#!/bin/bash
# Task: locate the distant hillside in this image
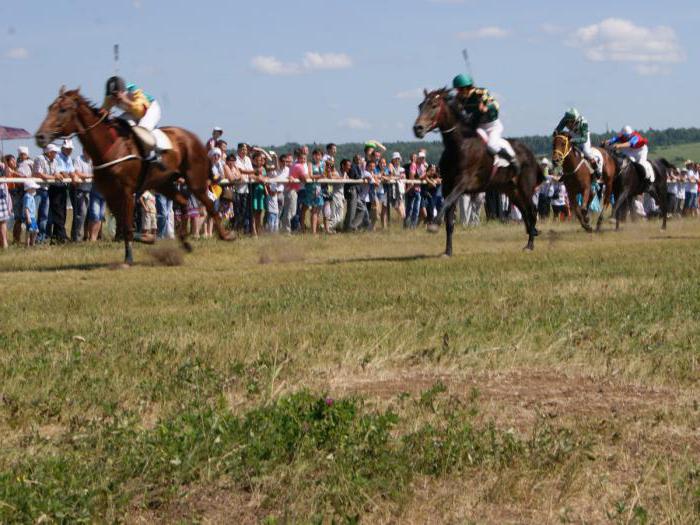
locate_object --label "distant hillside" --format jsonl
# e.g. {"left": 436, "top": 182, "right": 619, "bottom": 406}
{"left": 267, "top": 127, "right": 700, "bottom": 165}
{"left": 649, "top": 142, "right": 700, "bottom": 164}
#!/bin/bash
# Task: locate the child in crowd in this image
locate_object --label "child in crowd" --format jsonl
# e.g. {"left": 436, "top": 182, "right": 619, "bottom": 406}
{"left": 266, "top": 182, "right": 281, "bottom": 233}
{"left": 139, "top": 190, "right": 157, "bottom": 238}
{"left": 250, "top": 150, "right": 268, "bottom": 237}
{"left": 307, "top": 149, "right": 324, "bottom": 234}
{"left": 0, "top": 166, "right": 11, "bottom": 249}
{"left": 22, "top": 180, "right": 39, "bottom": 246}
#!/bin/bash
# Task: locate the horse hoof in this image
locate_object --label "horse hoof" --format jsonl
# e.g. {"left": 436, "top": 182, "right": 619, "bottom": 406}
{"left": 442, "top": 252, "right": 452, "bottom": 258}
{"left": 141, "top": 234, "right": 156, "bottom": 245}
{"left": 523, "top": 244, "right": 534, "bottom": 251}
{"left": 427, "top": 224, "right": 440, "bottom": 234}
{"left": 182, "top": 242, "right": 193, "bottom": 253}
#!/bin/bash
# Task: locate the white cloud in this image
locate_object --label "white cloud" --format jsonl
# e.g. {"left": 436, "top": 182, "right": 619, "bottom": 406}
{"left": 132, "top": 0, "right": 142, "bottom": 8}
{"left": 567, "top": 18, "right": 684, "bottom": 74}
{"left": 5, "top": 47, "right": 28, "bottom": 60}
{"left": 457, "top": 26, "right": 509, "bottom": 39}
{"left": 251, "top": 52, "right": 352, "bottom": 76}
{"left": 338, "top": 118, "right": 371, "bottom": 130}
{"left": 302, "top": 52, "right": 352, "bottom": 70}
{"left": 395, "top": 88, "right": 424, "bottom": 100}
{"left": 251, "top": 56, "right": 301, "bottom": 76}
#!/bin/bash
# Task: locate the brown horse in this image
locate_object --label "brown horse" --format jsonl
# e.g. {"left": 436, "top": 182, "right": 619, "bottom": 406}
{"left": 551, "top": 133, "right": 617, "bottom": 232}
{"left": 414, "top": 88, "right": 543, "bottom": 253}
{"left": 35, "top": 87, "right": 231, "bottom": 265}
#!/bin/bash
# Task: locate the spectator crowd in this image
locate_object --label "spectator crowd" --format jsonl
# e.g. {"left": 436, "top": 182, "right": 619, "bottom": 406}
{"left": 1, "top": 128, "right": 699, "bottom": 249}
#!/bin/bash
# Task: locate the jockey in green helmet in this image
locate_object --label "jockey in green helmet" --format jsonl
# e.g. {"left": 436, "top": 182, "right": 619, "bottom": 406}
{"left": 554, "top": 108, "right": 602, "bottom": 179}
{"left": 450, "top": 73, "right": 519, "bottom": 173}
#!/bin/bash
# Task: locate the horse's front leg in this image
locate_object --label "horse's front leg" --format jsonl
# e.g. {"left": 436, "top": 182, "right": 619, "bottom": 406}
{"left": 444, "top": 203, "right": 456, "bottom": 257}
{"left": 122, "top": 192, "right": 136, "bottom": 265}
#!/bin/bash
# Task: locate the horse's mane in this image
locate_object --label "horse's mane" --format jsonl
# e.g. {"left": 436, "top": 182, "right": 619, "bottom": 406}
{"left": 656, "top": 158, "right": 676, "bottom": 170}
{"left": 66, "top": 89, "right": 132, "bottom": 136}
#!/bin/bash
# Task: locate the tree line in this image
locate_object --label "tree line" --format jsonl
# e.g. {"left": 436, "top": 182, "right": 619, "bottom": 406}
{"left": 268, "top": 127, "right": 700, "bottom": 165}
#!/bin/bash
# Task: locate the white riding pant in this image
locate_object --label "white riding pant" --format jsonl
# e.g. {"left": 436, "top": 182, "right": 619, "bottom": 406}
{"left": 479, "top": 119, "right": 515, "bottom": 157}
{"left": 578, "top": 135, "right": 601, "bottom": 172}
{"left": 622, "top": 145, "right": 654, "bottom": 182}
{"left": 120, "top": 99, "right": 161, "bottom": 132}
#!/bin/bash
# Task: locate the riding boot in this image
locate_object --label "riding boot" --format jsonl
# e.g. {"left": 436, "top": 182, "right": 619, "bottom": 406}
{"left": 146, "top": 149, "right": 166, "bottom": 171}
{"left": 499, "top": 148, "right": 520, "bottom": 175}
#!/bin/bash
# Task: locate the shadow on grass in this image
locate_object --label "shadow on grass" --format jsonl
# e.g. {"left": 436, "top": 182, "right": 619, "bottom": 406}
{"left": 326, "top": 253, "right": 441, "bottom": 265}
{"left": 0, "top": 262, "right": 128, "bottom": 273}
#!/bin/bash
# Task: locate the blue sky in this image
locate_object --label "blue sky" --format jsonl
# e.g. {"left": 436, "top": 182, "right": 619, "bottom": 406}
{"left": 1, "top": 0, "right": 698, "bottom": 151}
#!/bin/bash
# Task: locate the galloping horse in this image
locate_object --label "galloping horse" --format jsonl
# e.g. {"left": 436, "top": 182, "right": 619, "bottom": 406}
{"left": 607, "top": 155, "right": 672, "bottom": 231}
{"left": 551, "top": 133, "right": 617, "bottom": 232}
{"left": 35, "top": 87, "right": 231, "bottom": 265}
{"left": 413, "top": 88, "right": 543, "bottom": 254}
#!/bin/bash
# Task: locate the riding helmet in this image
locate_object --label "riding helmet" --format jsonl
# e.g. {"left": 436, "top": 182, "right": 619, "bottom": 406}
{"left": 453, "top": 74, "right": 474, "bottom": 89}
{"left": 105, "top": 76, "right": 126, "bottom": 96}
{"left": 564, "top": 108, "right": 580, "bottom": 121}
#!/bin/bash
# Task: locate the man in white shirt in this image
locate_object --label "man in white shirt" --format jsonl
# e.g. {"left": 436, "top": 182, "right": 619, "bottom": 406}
{"left": 234, "top": 143, "right": 254, "bottom": 233}
{"left": 32, "top": 144, "right": 60, "bottom": 242}
{"left": 72, "top": 152, "right": 93, "bottom": 241}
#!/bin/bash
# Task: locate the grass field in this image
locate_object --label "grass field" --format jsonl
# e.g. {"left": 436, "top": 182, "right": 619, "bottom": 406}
{"left": 651, "top": 142, "right": 700, "bottom": 164}
{"left": 1, "top": 217, "right": 699, "bottom": 524}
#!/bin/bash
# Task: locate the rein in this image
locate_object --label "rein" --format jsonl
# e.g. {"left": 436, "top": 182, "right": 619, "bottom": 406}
{"left": 59, "top": 110, "right": 108, "bottom": 140}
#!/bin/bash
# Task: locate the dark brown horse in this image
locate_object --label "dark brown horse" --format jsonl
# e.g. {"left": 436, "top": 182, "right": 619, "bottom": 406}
{"left": 607, "top": 155, "right": 671, "bottom": 231}
{"left": 551, "top": 133, "right": 617, "bottom": 232}
{"left": 413, "top": 88, "right": 543, "bottom": 253}
{"left": 35, "top": 87, "right": 231, "bottom": 265}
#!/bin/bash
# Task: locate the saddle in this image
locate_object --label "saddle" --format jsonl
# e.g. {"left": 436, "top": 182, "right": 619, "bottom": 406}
{"left": 131, "top": 126, "right": 173, "bottom": 157}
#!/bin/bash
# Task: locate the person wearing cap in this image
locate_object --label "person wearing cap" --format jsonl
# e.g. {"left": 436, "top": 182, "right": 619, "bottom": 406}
{"left": 22, "top": 180, "right": 39, "bottom": 246}
{"left": 32, "top": 144, "right": 60, "bottom": 242}
{"left": 450, "top": 73, "right": 519, "bottom": 173}
{"left": 45, "top": 139, "right": 74, "bottom": 243}
{"left": 389, "top": 152, "right": 406, "bottom": 221}
{"left": 207, "top": 127, "right": 224, "bottom": 151}
{"left": 72, "top": 150, "right": 93, "bottom": 241}
{"left": 553, "top": 108, "right": 602, "bottom": 179}
{"left": 605, "top": 126, "right": 653, "bottom": 182}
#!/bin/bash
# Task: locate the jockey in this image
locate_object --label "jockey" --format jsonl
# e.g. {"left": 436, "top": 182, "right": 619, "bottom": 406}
{"left": 554, "top": 108, "right": 602, "bottom": 179}
{"left": 450, "top": 73, "right": 519, "bottom": 172}
{"left": 102, "top": 76, "right": 163, "bottom": 163}
{"left": 606, "top": 126, "right": 654, "bottom": 182}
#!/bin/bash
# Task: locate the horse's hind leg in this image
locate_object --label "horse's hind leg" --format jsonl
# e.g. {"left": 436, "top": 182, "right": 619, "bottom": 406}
{"left": 508, "top": 188, "right": 535, "bottom": 250}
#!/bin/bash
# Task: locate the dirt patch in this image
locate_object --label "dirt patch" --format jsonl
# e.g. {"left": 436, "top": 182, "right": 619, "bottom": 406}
{"left": 148, "top": 246, "right": 185, "bottom": 266}
{"left": 325, "top": 368, "right": 687, "bottom": 432}
{"left": 126, "top": 482, "right": 264, "bottom": 525}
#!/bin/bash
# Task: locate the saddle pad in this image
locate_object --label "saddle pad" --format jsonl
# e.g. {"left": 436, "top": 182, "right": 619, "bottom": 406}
{"left": 591, "top": 148, "right": 603, "bottom": 169}
{"left": 153, "top": 129, "right": 173, "bottom": 151}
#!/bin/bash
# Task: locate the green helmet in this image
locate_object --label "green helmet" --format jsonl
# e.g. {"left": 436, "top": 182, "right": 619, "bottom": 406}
{"left": 564, "top": 108, "right": 580, "bottom": 122}
{"left": 453, "top": 74, "right": 474, "bottom": 89}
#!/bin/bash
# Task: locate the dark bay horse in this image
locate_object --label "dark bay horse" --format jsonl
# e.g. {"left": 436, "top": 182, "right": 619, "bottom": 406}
{"left": 551, "top": 133, "right": 617, "bottom": 232}
{"left": 35, "top": 87, "right": 231, "bottom": 265}
{"left": 607, "top": 156, "right": 672, "bottom": 230}
{"left": 413, "top": 88, "right": 543, "bottom": 254}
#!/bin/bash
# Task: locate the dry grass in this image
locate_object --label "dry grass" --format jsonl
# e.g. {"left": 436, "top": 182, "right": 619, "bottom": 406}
{"left": 1, "top": 217, "right": 699, "bottom": 523}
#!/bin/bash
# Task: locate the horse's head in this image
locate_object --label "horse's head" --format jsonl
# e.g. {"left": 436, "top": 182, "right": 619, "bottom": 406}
{"left": 413, "top": 88, "right": 452, "bottom": 138}
{"left": 551, "top": 132, "right": 571, "bottom": 168}
{"left": 35, "top": 86, "right": 84, "bottom": 148}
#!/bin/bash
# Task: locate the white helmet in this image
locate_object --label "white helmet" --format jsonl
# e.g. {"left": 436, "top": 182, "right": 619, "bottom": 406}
{"left": 621, "top": 125, "right": 633, "bottom": 136}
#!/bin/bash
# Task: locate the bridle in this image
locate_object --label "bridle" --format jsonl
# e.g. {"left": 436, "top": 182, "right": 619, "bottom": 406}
{"left": 551, "top": 134, "right": 572, "bottom": 164}
{"left": 57, "top": 98, "right": 108, "bottom": 140}
{"left": 424, "top": 92, "right": 456, "bottom": 134}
